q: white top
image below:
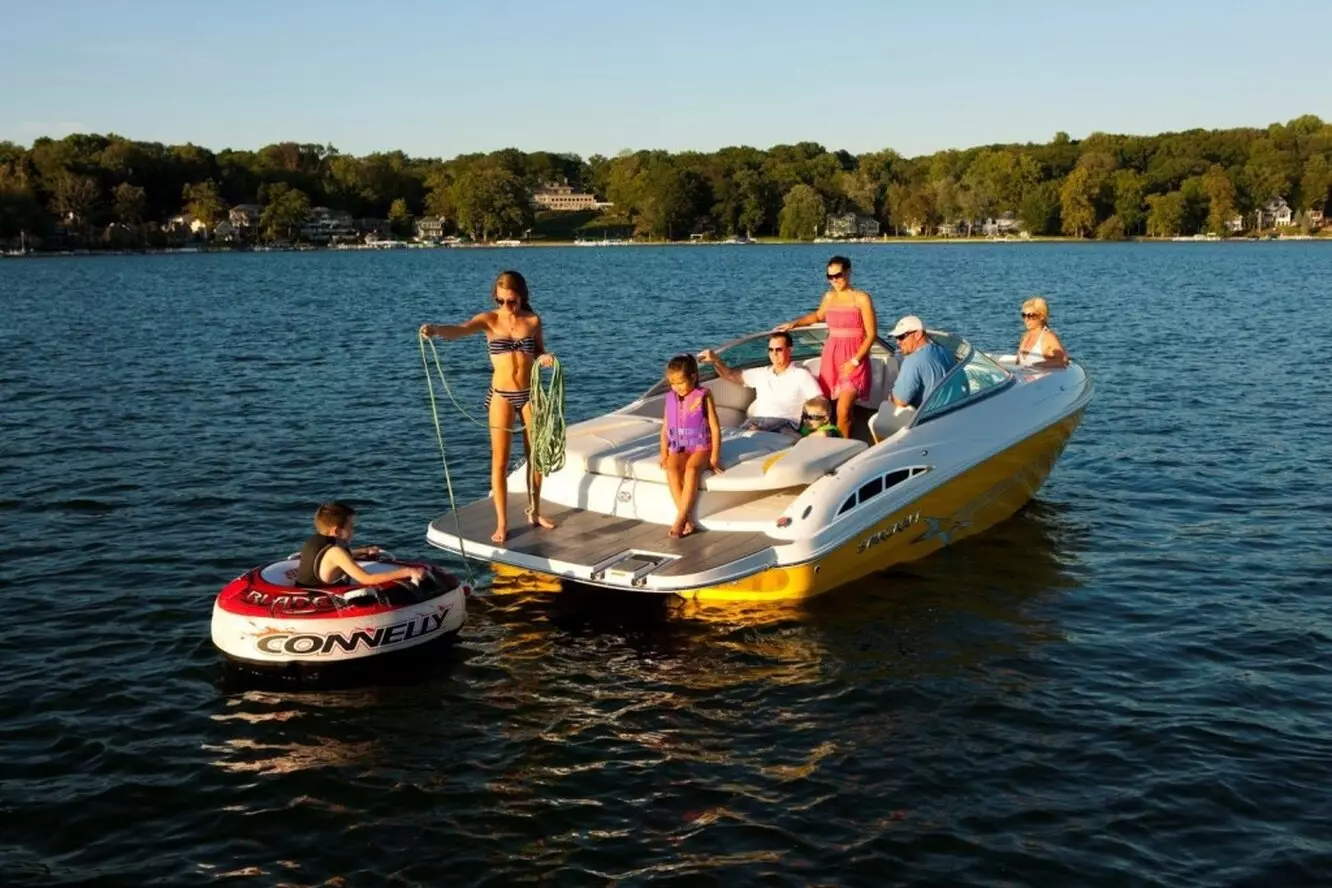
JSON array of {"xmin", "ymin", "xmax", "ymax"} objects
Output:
[
  {"xmin": 741, "ymin": 365, "xmax": 823, "ymax": 422},
  {"xmin": 1018, "ymin": 328, "xmax": 1050, "ymax": 367}
]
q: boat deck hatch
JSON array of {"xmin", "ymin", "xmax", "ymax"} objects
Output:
[{"xmin": 594, "ymin": 551, "xmax": 680, "ymax": 585}]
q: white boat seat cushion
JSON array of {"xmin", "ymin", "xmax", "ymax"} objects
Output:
[
  {"xmin": 562, "ymin": 416, "xmax": 867, "ymax": 491},
  {"xmin": 868, "ymin": 403, "xmax": 916, "ymax": 442},
  {"xmin": 798, "ymin": 355, "xmax": 899, "ymax": 407}
]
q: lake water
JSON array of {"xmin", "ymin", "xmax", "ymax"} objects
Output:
[{"xmin": 1, "ymin": 243, "xmax": 1329, "ymax": 886}]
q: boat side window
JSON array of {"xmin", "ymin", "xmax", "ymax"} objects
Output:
[
  {"xmin": 882, "ymin": 469, "xmax": 911, "ymax": 490},
  {"xmin": 858, "ymin": 476, "xmax": 883, "ymax": 503},
  {"xmin": 917, "ymin": 346, "xmax": 1012, "ymax": 424},
  {"xmin": 838, "ymin": 495, "xmax": 856, "ymax": 516}
]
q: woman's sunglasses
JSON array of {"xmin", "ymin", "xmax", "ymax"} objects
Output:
[
  {"xmin": 804, "ymin": 412, "xmax": 829, "ymax": 423},
  {"xmin": 1021, "ymin": 312, "xmax": 1041, "ymax": 319},
  {"xmin": 496, "ymin": 297, "xmax": 519, "ymax": 308}
]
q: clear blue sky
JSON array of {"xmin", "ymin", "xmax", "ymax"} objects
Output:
[{"xmin": 2, "ymin": 0, "xmax": 1328, "ymax": 160}]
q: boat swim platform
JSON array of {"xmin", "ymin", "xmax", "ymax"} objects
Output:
[{"xmin": 428, "ymin": 498, "xmax": 778, "ymax": 579}]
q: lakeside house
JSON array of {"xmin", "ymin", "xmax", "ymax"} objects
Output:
[
  {"xmin": 355, "ymin": 218, "xmax": 390, "ymax": 237},
  {"xmin": 825, "ymin": 212, "xmax": 881, "ymax": 239},
  {"xmin": 415, "ymin": 216, "xmax": 446, "ymax": 241},
  {"xmin": 532, "ymin": 182, "xmax": 612, "ymax": 212},
  {"xmin": 1226, "ymin": 214, "xmax": 1246, "ymax": 233},
  {"xmin": 1257, "ymin": 197, "xmax": 1294, "ymax": 229},
  {"xmin": 165, "ymin": 214, "xmax": 209, "ymax": 236},
  {"xmin": 981, "ymin": 212, "xmax": 1023, "ymax": 237},
  {"xmin": 229, "ymin": 204, "xmax": 262, "ymax": 232},
  {"xmin": 300, "ymin": 207, "xmax": 355, "ymax": 243}
]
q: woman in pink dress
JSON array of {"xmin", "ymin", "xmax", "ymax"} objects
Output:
[{"xmin": 776, "ymin": 255, "xmax": 877, "ymax": 439}]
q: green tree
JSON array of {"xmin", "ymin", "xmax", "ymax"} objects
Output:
[
  {"xmin": 259, "ymin": 182, "xmax": 311, "ymax": 242},
  {"xmin": 778, "ymin": 184, "xmax": 825, "ymax": 240},
  {"xmin": 51, "ymin": 173, "xmax": 101, "ymax": 231},
  {"xmin": 1201, "ymin": 164, "xmax": 1237, "ymax": 234},
  {"xmin": 452, "ymin": 163, "xmax": 531, "ymax": 240},
  {"xmin": 1018, "ymin": 181, "xmax": 1061, "ymax": 235},
  {"xmin": 1243, "ymin": 138, "xmax": 1292, "ymax": 203},
  {"xmin": 734, "ymin": 168, "xmax": 774, "ymax": 236},
  {"xmin": 1059, "ymin": 168, "xmax": 1095, "ymax": 237},
  {"xmin": 1112, "ymin": 170, "xmax": 1146, "ymax": 235},
  {"xmin": 183, "ymin": 179, "xmax": 226, "ymax": 234},
  {"xmin": 1300, "ymin": 154, "xmax": 1331, "ymax": 212},
  {"xmin": 112, "ymin": 182, "xmax": 147, "ymax": 225},
  {"xmin": 636, "ymin": 163, "xmax": 706, "ymax": 240},
  {"xmin": 388, "ymin": 197, "xmax": 412, "ymax": 237},
  {"xmin": 1095, "ymin": 215, "xmax": 1127, "ymax": 241},
  {"xmin": 0, "ymin": 160, "xmax": 42, "ymax": 240},
  {"xmin": 1145, "ymin": 191, "xmax": 1184, "ymax": 237}
]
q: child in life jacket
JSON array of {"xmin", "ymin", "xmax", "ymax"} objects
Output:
[
  {"xmin": 658, "ymin": 354, "xmax": 724, "ymax": 538},
  {"xmin": 799, "ymin": 395, "xmax": 842, "ymax": 438},
  {"xmin": 295, "ymin": 501, "xmax": 426, "ymax": 587}
]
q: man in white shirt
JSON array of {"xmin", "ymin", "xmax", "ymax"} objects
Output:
[{"xmin": 699, "ymin": 332, "xmax": 823, "ymax": 437}]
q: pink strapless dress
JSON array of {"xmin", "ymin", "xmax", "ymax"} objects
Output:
[{"xmin": 820, "ymin": 305, "xmax": 871, "ymax": 400}]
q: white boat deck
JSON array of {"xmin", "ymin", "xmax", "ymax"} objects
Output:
[{"xmin": 428, "ymin": 498, "xmax": 778, "ymax": 578}]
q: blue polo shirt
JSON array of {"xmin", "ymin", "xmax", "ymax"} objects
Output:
[{"xmin": 893, "ymin": 340, "xmax": 956, "ymax": 408}]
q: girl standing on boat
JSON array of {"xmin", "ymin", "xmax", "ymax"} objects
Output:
[
  {"xmin": 1016, "ymin": 297, "xmax": 1068, "ymax": 368},
  {"xmin": 776, "ymin": 255, "xmax": 877, "ymax": 439},
  {"xmin": 420, "ymin": 270, "xmax": 556, "ymax": 543},
  {"xmin": 659, "ymin": 354, "xmax": 723, "ymax": 538}
]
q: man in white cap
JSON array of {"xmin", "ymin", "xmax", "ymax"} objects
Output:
[{"xmin": 889, "ymin": 315, "xmax": 956, "ymax": 409}]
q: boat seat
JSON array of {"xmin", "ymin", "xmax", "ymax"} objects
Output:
[
  {"xmin": 867, "ymin": 402, "xmax": 915, "ymax": 442},
  {"xmin": 799, "ymin": 355, "xmax": 899, "ymax": 407},
  {"xmin": 561, "ymin": 416, "xmax": 867, "ymax": 491}
]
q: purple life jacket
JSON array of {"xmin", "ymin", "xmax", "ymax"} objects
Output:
[{"xmin": 665, "ymin": 388, "xmax": 711, "ymax": 452}]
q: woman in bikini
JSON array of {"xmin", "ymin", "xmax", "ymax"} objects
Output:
[
  {"xmin": 420, "ymin": 270, "xmax": 557, "ymax": 543},
  {"xmin": 1016, "ymin": 296, "xmax": 1068, "ymax": 368}
]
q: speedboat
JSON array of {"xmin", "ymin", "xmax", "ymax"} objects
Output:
[{"xmin": 426, "ymin": 326, "xmax": 1092, "ymax": 601}]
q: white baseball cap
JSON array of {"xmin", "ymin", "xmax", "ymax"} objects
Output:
[{"xmin": 889, "ymin": 315, "xmax": 924, "ymax": 337}]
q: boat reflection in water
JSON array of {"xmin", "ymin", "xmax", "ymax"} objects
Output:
[{"xmin": 480, "ymin": 498, "xmax": 1084, "ymax": 680}]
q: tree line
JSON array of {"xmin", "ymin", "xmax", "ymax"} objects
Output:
[{"xmin": 1, "ymin": 114, "xmax": 1330, "ymax": 248}]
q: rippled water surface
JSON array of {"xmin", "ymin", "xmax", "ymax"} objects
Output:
[{"xmin": 2, "ymin": 244, "xmax": 1330, "ymax": 886}]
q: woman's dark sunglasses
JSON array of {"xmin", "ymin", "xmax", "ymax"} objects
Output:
[
  {"xmin": 1021, "ymin": 312, "xmax": 1040, "ymax": 319},
  {"xmin": 496, "ymin": 297, "xmax": 519, "ymax": 308},
  {"xmin": 804, "ymin": 412, "xmax": 829, "ymax": 423}
]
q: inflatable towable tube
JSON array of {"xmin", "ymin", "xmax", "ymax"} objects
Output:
[{"xmin": 211, "ymin": 557, "xmax": 469, "ymax": 683}]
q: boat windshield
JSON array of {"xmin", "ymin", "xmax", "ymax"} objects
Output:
[
  {"xmin": 916, "ymin": 338, "xmax": 1013, "ymax": 424},
  {"xmin": 640, "ymin": 325, "xmax": 893, "ymax": 398}
]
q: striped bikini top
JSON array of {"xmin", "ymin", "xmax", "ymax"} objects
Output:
[{"xmin": 487, "ymin": 335, "xmax": 538, "ymax": 356}]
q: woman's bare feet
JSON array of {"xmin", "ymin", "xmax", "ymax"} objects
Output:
[
  {"xmin": 680, "ymin": 520, "xmax": 696, "ymax": 538},
  {"xmin": 491, "ymin": 526, "xmax": 508, "ymax": 543},
  {"xmin": 530, "ymin": 514, "xmax": 556, "ymax": 530},
  {"xmin": 669, "ymin": 517, "xmax": 685, "ymax": 538}
]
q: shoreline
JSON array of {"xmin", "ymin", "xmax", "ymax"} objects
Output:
[{"xmin": 3, "ymin": 234, "xmax": 1327, "ymax": 259}]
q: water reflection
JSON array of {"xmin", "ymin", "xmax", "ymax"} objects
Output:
[{"xmin": 484, "ymin": 499, "xmax": 1082, "ymax": 680}]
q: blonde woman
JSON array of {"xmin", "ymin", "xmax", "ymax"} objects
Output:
[{"xmin": 1017, "ymin": 297, "xmax": 1068, "ymax": 368}]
